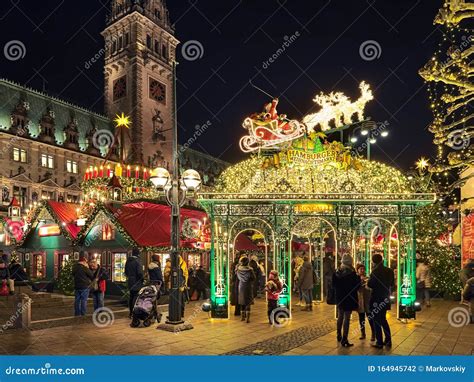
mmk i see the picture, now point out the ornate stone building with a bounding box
[103,0,178,168]
[0,0,227,215]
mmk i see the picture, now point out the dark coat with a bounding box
[297,261,314,290]
[148,261,163,285]
[124,255,144,292]
[9,263,28,281]
[236,265,256,306]
[0,262,10,281]
[194,269,208,290]
[249,259,261,297]
[230,260,240,306]
[368,263,394,307]
[72,262,94,290]
[332,266,360,312]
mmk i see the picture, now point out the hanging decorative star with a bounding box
[416,157,430,172]
[114,113,131,129]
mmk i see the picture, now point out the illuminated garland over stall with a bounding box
[215,145,411,195]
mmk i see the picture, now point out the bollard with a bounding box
[12,293,31,329]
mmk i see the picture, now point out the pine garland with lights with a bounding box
[419,0,474,173]
[416,201,462,298]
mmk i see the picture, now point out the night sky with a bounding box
[0,0,443,170]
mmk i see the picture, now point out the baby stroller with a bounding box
[130,284,162,328]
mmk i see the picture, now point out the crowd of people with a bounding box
[4,245,473,333]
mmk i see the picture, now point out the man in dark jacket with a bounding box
[125,248,144,317]
[368,253,395,348]
[72,253,94,316]
[298,256,314,311]
[193,266,209,300]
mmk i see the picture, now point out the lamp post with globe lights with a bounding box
[150,167,201,330]
[150,60,202,331]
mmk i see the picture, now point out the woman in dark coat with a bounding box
[230,253,242,316]
[332,254,360,347]
[249,255,261,298]
[236,256,256,323]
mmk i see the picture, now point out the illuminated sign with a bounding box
[287,148,337,166]
[294,203,334,213]
[38,224,61,237]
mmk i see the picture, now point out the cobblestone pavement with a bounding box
[0,298,472,356]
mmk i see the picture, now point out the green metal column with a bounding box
[397,212,417,319]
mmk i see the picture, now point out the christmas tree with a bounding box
[419,0,474,173]
[57,259,76,296]
[416,201,462,298]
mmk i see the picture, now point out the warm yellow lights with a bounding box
[303,81,374,132]
[416,157,430,171]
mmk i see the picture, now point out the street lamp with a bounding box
[150,166,201,331]
[150,60,202,332]
[347,122,389,161]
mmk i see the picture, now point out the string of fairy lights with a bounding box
[419,0,473,211]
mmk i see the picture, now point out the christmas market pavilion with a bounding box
[197,83,436,320]
[199,152,436,320]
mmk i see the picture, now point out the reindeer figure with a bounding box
[303,81,374,132]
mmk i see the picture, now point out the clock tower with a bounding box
[102,0,178,168]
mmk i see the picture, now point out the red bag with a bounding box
[99,279,106,293]
[0,280,9,296]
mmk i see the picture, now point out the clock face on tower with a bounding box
[149,78,166,104]
[113,76,127,101]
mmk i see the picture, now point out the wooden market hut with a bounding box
[18,201,81,285]
[76,200,209,295]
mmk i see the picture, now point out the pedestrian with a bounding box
[72,252,94,316]
[258,259,266,293]
[265,270,283,324]
[163,258,171,292]
[89,259,108,311]
[0,256,11,296]
[368,253,395,349]
[249,255,261,298]
[297,255,314,311]
[230,253,242,316]
[460,259,474,286]
[124,247,144,318]
[148,254,163,287]
[323,253,335,298]
[332,254,360,347]
[193,266,208,300]
[178,255,189,318]
[356,264,375,341]
[416,256,432,307]
[8,259,28,294]
[460,259,474,324]
[293,254,304,306]
[236,256,256,323]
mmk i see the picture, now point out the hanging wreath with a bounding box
[181,218,201,239]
